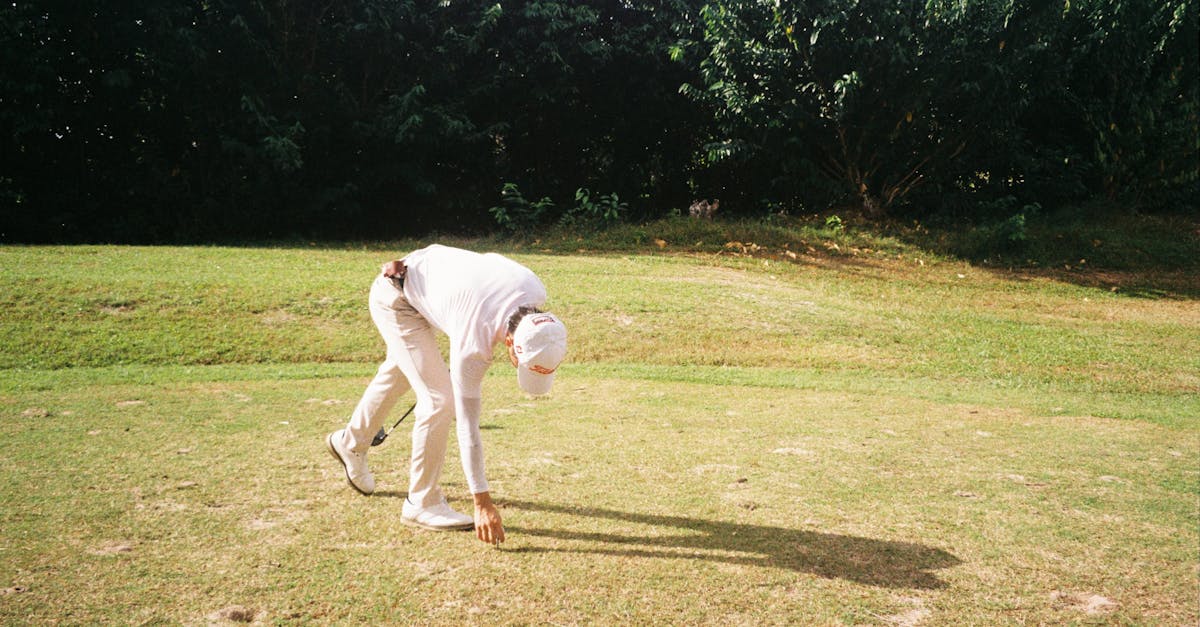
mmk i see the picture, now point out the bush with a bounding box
[489,183,556,234]
[559,188,629,230]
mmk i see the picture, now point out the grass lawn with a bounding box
[1,231,1196,624]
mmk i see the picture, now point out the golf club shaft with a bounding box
[371,402,416,446]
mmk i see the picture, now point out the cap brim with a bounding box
[517,364,556,396]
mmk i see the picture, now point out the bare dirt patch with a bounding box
[885,607,931,626]
[246,519,277,531]
[99,302,137,315]
[1050,591,1119,615]
[90,542,135,556]
[258,310,298,327]
[207,605,258,623]
[305,398,346,406]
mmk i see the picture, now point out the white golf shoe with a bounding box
[325,429,375,495]
[401,499,474,531]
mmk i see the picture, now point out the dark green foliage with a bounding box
[681,0,1198,224]
[489,182,555,234]
[1,0,1195,243]
[560,188,628,230]
[1,1,703,241]
[959,199,1039,259]
[936,203,1200,270]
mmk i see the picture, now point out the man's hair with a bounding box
[506,305,543,336]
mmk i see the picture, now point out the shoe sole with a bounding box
[326,432,374,496]
[400,516,475,532]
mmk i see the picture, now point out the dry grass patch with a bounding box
[1,243,1195,624]
[4,371,1193,624]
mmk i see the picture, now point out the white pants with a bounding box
[343,274,455,508]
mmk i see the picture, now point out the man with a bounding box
[325,244,567,545]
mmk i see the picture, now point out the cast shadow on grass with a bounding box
[503,500,959,590]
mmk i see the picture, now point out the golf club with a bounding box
[371,402,416,446]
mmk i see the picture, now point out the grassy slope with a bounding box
[1,231,1197,624]
[3,239,1196,424]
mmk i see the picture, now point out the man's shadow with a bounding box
[501,500,959,590]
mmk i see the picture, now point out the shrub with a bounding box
[488,183,555,234]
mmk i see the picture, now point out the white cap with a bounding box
[512,312,567,396]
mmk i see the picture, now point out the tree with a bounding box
[681,0,1198,218]
[1,0,1193,242]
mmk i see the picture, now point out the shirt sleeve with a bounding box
[451,354,491,494]
[455,395,488,494]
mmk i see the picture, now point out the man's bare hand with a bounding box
[381,260,404,278]
[473,492,505,546]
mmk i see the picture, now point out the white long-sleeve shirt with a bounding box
[401,245,547,494]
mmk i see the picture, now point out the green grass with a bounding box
[1,232,1197,624]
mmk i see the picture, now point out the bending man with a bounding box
[326,244,567,545]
